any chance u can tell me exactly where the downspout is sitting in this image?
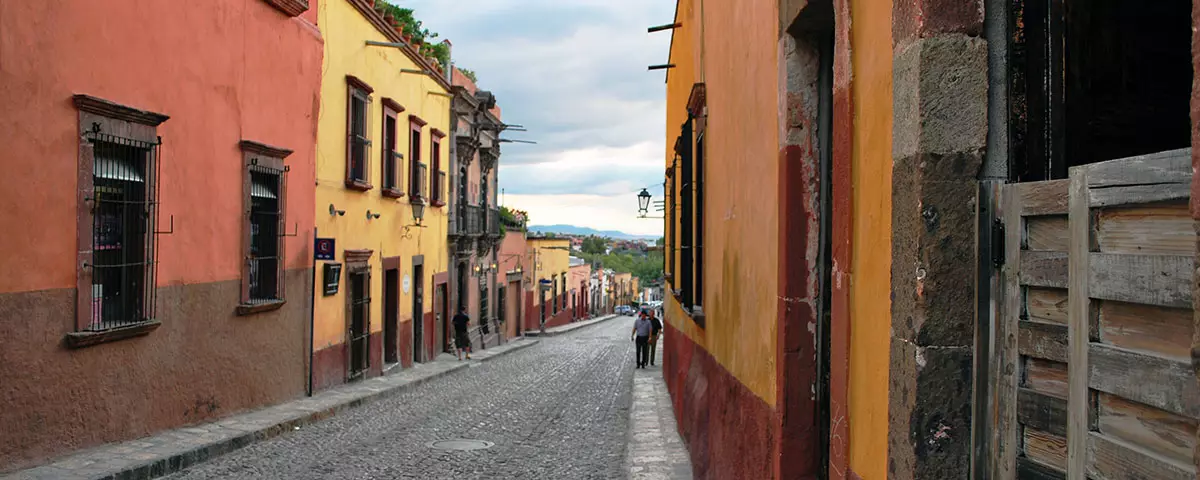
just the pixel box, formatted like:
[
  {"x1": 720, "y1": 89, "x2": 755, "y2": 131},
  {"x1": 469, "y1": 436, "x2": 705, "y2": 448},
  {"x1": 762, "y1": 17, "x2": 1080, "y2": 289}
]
[{"x1": 308, "y1": 226, "x2": 317, "y2": 396}]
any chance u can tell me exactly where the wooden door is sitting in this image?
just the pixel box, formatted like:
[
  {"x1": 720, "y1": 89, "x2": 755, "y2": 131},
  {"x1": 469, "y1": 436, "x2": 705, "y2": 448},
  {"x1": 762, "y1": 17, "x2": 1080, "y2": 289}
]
[{"x1": 993, "y1": 149, "x2": 1197, "y2": 479}]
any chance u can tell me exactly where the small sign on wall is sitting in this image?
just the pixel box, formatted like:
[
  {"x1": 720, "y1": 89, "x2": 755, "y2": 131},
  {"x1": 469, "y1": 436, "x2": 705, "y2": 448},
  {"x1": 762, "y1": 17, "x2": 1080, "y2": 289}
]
[
  {"x1": 314, "y1": 238, "x2": 335, "y2": 260},
  {"x1": 323, "y1": 263, "x2": 342, "y2": 296}
]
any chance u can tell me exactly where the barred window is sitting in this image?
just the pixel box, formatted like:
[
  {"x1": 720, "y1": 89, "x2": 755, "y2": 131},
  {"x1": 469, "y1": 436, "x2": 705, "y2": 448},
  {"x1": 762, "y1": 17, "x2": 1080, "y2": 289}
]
[
  {"x1": 70, "y1": 94, "x2": 169, "y2": 347},
  {"x1": 382, "y1": 98, "x2": 404, "y2": 197},
  {"x1": 345, "y1": 75, "x2": 373, "y2": 190},
  {"x1": 431, "y1": 129, "x2": 445, "y2": 206},
  {"x1": 409, "y1": 115, "x2": 427, "y2": 201},
  {"x1": 239, "y1": 141, "x2": 291, "y2": 314},
  {"x1": 88, "y1": 133, "x2": 160, "y2": 330}
]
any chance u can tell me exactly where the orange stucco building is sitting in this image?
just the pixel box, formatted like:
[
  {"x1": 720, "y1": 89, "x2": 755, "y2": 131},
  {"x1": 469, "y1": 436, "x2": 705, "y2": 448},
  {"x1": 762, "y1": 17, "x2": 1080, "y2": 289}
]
[
  {"x1": 0, "y1": 0, "x2": 322, "y2": 472},
  {"x1": 665, "y1": 0, "x2": 1200, "y2": 479}
]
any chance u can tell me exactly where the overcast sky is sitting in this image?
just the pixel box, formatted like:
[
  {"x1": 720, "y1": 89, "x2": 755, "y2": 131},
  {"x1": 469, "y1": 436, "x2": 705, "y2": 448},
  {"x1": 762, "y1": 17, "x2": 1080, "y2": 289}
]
[{"x1": 399, "y1": 0, "x2": 674, "y2": 236}]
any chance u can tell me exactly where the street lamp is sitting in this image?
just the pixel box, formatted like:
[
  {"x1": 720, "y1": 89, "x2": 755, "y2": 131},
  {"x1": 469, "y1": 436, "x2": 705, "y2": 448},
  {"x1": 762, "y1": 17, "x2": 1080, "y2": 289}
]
[{"x1": 637, "y1": 188, "x2": 651, "y2": 215}]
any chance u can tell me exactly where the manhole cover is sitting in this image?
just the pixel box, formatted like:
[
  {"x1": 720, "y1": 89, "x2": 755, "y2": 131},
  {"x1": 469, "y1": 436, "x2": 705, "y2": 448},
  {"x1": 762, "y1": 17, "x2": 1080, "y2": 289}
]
[{"x1": 426, "y1": 439, "x2": 495, "y2": 451}]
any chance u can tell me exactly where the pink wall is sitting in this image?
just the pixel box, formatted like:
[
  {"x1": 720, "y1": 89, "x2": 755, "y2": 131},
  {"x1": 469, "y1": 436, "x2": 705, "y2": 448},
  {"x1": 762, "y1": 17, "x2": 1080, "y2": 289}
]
[{"x1": 0, "y1": 0, "x2": 323, "y2": 294}]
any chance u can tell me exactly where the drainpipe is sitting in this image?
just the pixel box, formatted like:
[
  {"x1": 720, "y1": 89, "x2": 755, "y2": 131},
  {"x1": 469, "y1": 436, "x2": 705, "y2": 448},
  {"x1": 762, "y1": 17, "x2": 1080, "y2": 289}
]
[{"x1": 308, "y1": 226, "x2": 317, "y2": 396}]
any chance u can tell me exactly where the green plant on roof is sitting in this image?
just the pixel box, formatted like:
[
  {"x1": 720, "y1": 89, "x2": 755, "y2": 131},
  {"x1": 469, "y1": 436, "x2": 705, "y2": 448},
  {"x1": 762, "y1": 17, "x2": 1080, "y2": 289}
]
[
  {"x1": 375, "y1": 1, "x2": 449, "y2": 67},
  {"x1": 460, "y1": 69, "x2": 478, "y2": 84}
]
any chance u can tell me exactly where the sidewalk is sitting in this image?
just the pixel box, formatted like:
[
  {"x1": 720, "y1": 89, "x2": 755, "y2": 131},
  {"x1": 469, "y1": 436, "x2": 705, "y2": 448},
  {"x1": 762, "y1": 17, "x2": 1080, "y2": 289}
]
[
  {"x1": 626, "y1": 337, "x2": 693, "y2": 480},
  {"x1": 3, "y1": 338, "x2": 539, "y2": 480},
  {"x1": 524, "y1": 313, "x2": 622, "y2": 337}
]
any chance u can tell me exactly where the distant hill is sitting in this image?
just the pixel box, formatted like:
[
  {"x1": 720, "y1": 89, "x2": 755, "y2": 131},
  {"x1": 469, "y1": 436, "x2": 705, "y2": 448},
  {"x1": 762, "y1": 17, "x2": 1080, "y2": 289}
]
[{"x1": 527, "y1": 224, "x2": 659, "y2": 240}]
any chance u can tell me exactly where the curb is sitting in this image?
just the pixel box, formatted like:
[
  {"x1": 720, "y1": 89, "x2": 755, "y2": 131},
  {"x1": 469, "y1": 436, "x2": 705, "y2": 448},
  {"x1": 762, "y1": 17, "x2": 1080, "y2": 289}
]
[
  {"x1": 525, "y1": 314, "x2": 621, "y2": 337},
  {"x1": 6, "y1": 339, "x2": 540, "y2": 480}
]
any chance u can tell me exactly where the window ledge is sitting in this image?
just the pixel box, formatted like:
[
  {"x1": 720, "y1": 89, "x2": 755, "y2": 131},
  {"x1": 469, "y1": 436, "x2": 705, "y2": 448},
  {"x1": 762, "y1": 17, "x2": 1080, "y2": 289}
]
[
  {"x1": 345, "y1": 180, "x2": 374, "y2": 192},
  {"x1": 237, "y1": 299, "x2": 286, "y2": 316},
  {"x1": 382, "y1": 188, "x2": 405, "y2": 199},
  {"x1": 64, "y1": 320, "x2": 162, "y2": 349},
  {"x1": 262, "y1": 0, "x2": 309, "y2": 16},
  {"x1": 431, "y1": 199, "x2": 446, "y2": 207}
]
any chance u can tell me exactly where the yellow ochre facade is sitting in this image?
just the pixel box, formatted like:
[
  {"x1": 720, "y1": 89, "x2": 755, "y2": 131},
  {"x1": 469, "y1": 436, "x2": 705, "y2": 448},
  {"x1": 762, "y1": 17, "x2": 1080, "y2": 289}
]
[{"x1": 311, "y1": 0, "x2": 451, "y2": 390}]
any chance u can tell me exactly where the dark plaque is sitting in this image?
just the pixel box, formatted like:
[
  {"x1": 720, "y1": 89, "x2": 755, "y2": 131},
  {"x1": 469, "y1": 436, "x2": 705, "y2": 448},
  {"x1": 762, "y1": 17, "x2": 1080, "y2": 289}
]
[{"x1": 323, "y1": 263, "x2": 342, "y2": 296}]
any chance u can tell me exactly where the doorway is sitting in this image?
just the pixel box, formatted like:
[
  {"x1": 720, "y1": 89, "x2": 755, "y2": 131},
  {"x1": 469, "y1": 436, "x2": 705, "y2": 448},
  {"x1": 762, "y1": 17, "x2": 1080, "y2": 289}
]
[
  {"x1": 347, "y1": 270, "x2": 370, "y2": 381},
  {"x1": 436, "y1": 282, "x2": 448, "y2": 354},
  {"x1": 384, "y1": 267, "x2": 399, "y2": 365},
  {"x1": 412, "y1": 260, "x2": 425, "y2": 363}
]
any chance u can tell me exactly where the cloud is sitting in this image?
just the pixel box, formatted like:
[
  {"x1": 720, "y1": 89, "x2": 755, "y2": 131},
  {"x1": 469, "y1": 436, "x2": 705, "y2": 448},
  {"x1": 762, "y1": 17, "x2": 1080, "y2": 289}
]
[{"x1": 395, "y1": 0, "x2": 673, "y2": 236}]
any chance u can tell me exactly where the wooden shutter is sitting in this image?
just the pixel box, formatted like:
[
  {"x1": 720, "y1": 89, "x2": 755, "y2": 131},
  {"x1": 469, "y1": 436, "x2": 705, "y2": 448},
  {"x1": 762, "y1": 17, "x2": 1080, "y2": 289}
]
[{"x1": 994, "y1": 149, "x2": 1197, "y2": 480}]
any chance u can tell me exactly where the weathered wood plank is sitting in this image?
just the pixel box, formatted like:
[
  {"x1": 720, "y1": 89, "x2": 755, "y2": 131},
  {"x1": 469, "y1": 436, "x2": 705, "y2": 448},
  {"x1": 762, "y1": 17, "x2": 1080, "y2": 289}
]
[
  {"x1": 1016, "y1": 457, "x2": 1066, "y2": 480},
  {"x1": 1087, "y1": 432, "x2": 1195, "y2": 480},
  {"x1": 1018, "y1": 388, "x2": 1067, "y2": 437},
  {"x1": 1019, "y1": 320, "x2": 1068, "y2": 363},
  {"x1": 1027, "y1": 288, "x2": 1068, "y2": 324},
  {"x1": 1017, "y1": 180, "x2": 1071, "y2": 216},
  {"x1": 1025, "y1": 428, "x2": 1068, "y2": 470},
  {"x1": 1026, "y1": 216, "x2": 1070, "y2": 252},
  {"x1": 1088, "y1": 253, "x2": 1192, "y2": 309},
  {"x1": 1026, "y1": 358, "x2": 1070, "y2": 398},
  {"x1": 1095, "y1": 204, "x2": 1193, "y2": 256},
  {"x1": 995, "y1": 186, "x2": 1023, "y2": 480},
  {"x1": 1066, "y1": 167, "x2": 1089, "y2": 480},
  {"x1": 1088, "y1": 343, "x2": 1200, "y2": 419},
  {"x1": 1097, "y1": 392, "x2": 1197, "y2": 463},
  {"x1": 1099, "y1": 301, "x2": 1192, "y2": 361},
  {"x1": 1021, "y1": 251, "x2": 1068, "y2": 289},
  {"x1": 1090, "y1": 184, "x2": 1192, "y2": 209},
  {"x1": 1083, "y1": 148, "x2": 1191, "y2": 187}
]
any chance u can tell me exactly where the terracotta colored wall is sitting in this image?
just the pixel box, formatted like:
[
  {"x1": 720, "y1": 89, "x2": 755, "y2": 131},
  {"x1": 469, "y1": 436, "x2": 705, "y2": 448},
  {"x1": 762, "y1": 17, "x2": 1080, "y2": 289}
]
[
  {"x1": 846, "y1": 0, "x2": 894, "y2": 477},
  {"x1": 664, "y1": 0, "x2": 781, "y2": 409},
  {"x1": 311, "y1": 0, "x2": 451, "y2": 372},
  {"x1": 0, "y1": 0, "x2": 321, "y2": 471},
  {"x1": 0, "y1": 0, "x2": 320, "y2": 294}
]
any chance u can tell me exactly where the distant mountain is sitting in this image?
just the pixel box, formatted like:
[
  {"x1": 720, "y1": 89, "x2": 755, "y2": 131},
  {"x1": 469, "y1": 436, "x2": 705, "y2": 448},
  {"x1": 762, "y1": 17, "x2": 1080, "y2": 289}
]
[{"x1": 527, "y1": 224, "x2": 659, "y2": 240}]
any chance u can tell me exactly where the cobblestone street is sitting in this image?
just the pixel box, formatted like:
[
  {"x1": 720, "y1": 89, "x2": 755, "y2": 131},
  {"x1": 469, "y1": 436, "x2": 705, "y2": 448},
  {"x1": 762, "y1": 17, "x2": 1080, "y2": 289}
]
[{"x1": 162, "y1": 317, "x2": 667, "y2": 480}]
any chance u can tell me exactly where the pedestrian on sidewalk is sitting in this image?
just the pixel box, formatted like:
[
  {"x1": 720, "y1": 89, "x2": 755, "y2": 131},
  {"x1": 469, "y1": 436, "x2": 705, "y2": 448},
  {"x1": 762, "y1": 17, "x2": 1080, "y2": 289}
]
[
  {"x1": 648, "y1": 311, "x2": 663, "y2": 366},
  {"x1": 632, "y1": 312, "x2": 652, "y2": 368},
  {"x1": 453, "y1": 308, "x2": 472, "y2": 360}
]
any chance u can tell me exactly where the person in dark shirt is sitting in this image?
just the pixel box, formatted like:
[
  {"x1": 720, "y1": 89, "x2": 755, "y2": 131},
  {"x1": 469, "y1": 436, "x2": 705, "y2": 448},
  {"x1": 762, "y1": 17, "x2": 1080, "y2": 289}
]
[{"x1": 453, "y1": 308, "x2": 471, "y2": 360}]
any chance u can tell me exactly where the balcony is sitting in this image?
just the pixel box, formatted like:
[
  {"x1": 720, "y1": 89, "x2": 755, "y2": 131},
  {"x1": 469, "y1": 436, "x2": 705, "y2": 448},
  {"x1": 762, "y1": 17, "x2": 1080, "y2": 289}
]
[{"x1": 487, "y1": 208, "x2": 501, "y2": 237}]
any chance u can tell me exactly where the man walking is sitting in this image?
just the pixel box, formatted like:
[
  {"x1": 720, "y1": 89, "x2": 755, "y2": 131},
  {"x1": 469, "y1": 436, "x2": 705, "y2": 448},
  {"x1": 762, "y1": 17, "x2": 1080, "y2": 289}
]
[
  {"x1": 453, "y1": 308, "x2": 471, "y2": 360},
  {"x1": 648, "y1": 311, "x2": 663, "y2": 366},
  {"x1": 632, "y1": 312, "x2": 652, "y2": 368}
]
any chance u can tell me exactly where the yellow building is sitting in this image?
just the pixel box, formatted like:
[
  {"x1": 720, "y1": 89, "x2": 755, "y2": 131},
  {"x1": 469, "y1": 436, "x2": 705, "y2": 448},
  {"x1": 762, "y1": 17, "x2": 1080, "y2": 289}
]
[
  {"x1": 526, "y1": 237, "x2": 571, "y2": 329},
  {"x1": 311, "y1": 0, "x2": 451, "y2": 390}
]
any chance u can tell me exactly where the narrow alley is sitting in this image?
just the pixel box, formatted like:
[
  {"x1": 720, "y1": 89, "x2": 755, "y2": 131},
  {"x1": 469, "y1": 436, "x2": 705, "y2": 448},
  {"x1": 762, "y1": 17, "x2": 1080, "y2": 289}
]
[{"x1": 150, "y1": 318, "x2": 687, "y2": 480}]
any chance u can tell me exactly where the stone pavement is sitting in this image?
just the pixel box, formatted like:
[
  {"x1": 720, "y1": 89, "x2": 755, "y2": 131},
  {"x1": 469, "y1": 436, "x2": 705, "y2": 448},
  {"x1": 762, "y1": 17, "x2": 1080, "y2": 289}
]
[
  {"x1": 524, "y1": 313, "x2": 621, "y2": 337},
  {"x1": 626, "y1": 336, "x2": 693, "y2": 480},
  {"x1": 2, "y1": 338, "x2": 538, "y2": 480}
]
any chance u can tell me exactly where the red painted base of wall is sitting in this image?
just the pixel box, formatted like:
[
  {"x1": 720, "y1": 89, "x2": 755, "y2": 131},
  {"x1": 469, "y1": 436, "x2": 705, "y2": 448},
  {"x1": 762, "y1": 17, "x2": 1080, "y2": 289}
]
[
  {"x1": 663, "y1": 322, "x2": 776, "y2": 480},
  {"x1": 399, "y1": 321, "x2": 414, "y2": 368},
  {"x1": 422, "y1": 312, "x2": 437, "y2": 362},
  {"x1": 312, "y1": 332, "x2": 385, "y2": 392},
  {"x1": 543, "y1": 308, "x2": 574, "y2": 329},
  {"x1": 311, "y1": 342, "x2": 346, "y2": 392}
]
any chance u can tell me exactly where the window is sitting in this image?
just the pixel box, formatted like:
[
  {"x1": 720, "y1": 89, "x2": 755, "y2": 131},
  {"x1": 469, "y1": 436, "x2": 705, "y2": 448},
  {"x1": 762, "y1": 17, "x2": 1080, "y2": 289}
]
[
  {"x1": 409, "y1": 116, "x2": 428, "y2": 201},
  {"x1": 239, "y1": 141, "x2": 291, "y2": 314},
  {"x1": 381, "y1": 98, "x2": 405, "y2": 197},
  {"x1": 431, "y1": 129, "x2": 446, "y2": 206},
  {"x1": 553, "y1": 276, "x2": 558, "y2": 312},
  {"x1": 678, "y1": 116, "x2": 694, "y2": 310},
  {"x1": 666, "y1": 167, "x2": 675, "y2": 283},
  {"x1": 479, "y1": 276, "x2": 489, "y2": 323},
  {"x1": 345, "y1": 75, "x2": 373, "y2": 190},
  {"x1": 69, "y1": 94, "x2": 168, "y2": 347}
]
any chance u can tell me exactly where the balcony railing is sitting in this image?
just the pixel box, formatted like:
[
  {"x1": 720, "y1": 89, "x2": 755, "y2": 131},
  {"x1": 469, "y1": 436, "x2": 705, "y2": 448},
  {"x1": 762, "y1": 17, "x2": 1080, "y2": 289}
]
[
  {"x1": 487, "y1": 208, "x2": 501, "y2": 236},
  {"x1": 410, "y1": 161, "x2": 427, "y2": 201},
  {"x1": 460, "y1": 205, "x2": 484, "y2": 236},
  {"x1": 432, "y1": 170, "x2": 446, "y2": 206}
]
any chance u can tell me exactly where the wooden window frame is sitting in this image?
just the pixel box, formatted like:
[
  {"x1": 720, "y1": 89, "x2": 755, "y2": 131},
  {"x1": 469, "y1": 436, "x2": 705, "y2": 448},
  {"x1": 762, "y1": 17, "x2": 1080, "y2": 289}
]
[
  {"x1": 430, "y1": 129, "x2": 446, "y2": 206},
  {"x1": 408, "y1": 115, "x2": 428, "y2": 203},
  {"x1": 237, "y1": 140, "x2": 291, "y2": 316},
  {"x1": 345, "y1": 75, "x2": 374, "y2": 191},
  {"x1": 678, "y1": 116, "x2": 695, "y2": 313},
  {"x1": 67, "y1": 94, "x2": 169, "y2": 348},
  {"x1": 690, "y1": 86, "x2": 707, "y2": 319},
  {"x1": 381, "y1": 98, "x2": 405, "y2": 198}
]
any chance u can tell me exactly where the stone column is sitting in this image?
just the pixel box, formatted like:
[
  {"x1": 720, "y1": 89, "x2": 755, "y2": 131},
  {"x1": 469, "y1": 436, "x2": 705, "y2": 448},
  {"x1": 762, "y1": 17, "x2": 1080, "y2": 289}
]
[{"x1": 888, "y1": 1, "x2": 988, "y2": 478}]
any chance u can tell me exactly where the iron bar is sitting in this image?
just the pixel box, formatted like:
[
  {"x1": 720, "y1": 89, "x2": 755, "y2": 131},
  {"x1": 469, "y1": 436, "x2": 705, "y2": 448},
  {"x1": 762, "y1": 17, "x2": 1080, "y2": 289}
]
[{"x1": 648, "y1": 22, "x2": 682, "y2": 33}]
